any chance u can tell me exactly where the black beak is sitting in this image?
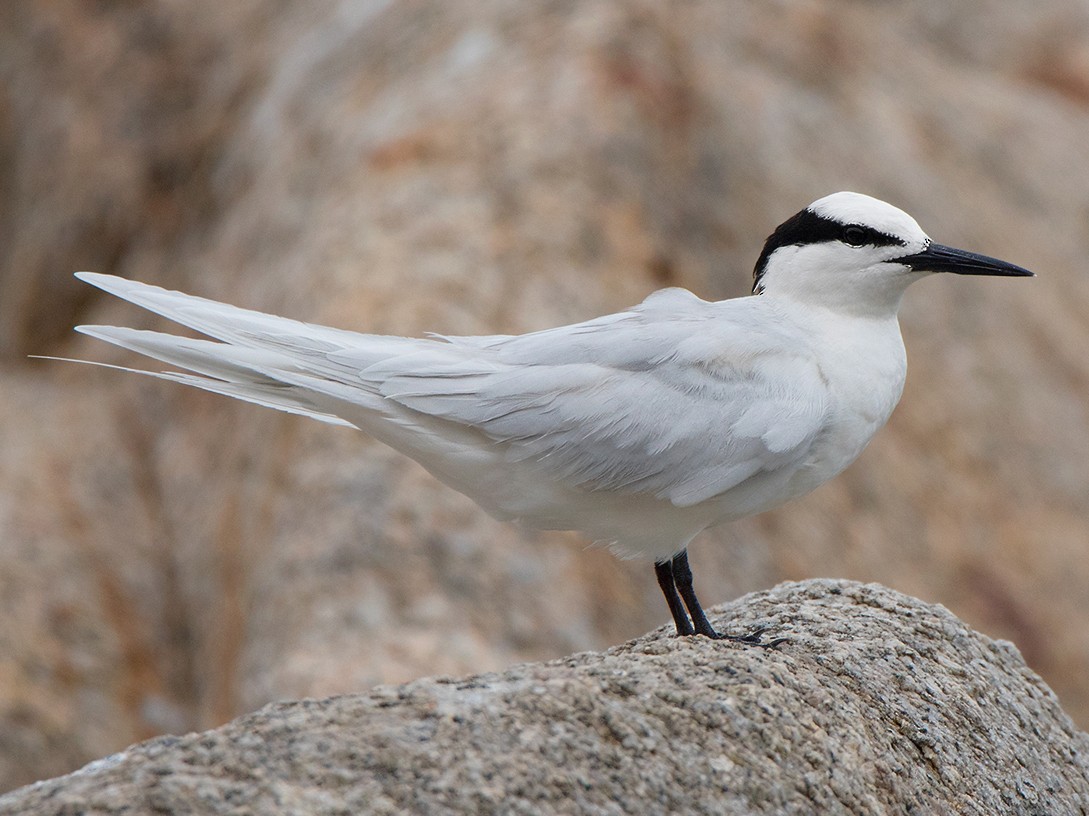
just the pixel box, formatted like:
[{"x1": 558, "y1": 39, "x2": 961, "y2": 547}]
[{"x1": 896, "y1": 243, "x2": 1034, "y2": 277}]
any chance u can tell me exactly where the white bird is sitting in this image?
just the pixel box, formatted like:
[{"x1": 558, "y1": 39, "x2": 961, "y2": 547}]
[{"x1": 69, "y1": 192, "x2": 1032, "y2": 640}]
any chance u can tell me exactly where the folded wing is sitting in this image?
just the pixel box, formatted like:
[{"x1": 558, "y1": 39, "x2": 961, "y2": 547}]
[
  {"x1": 75, "y1": 276, "x2": 830, "y2": 509},
  {"x1": 368, "y1": 293, "x2": 829, "y2": 506}
]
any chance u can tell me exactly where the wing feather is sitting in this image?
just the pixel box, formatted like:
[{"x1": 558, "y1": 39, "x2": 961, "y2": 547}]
[
  {"x1": 367, "y1": 294, "x2": 830, "y2": 507},
  {"x1": 75, "y1": 276, "x2": 830, "y2": 511}
]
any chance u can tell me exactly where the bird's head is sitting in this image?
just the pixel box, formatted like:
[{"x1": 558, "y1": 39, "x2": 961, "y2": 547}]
[{"x1": 752, "y1": 192, "x2": 1033, "y2": 317}]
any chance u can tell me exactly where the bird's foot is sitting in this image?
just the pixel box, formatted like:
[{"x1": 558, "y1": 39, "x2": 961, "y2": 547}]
[{"x1": 703, "y1": 624, "x2": 786, "y2": 648}]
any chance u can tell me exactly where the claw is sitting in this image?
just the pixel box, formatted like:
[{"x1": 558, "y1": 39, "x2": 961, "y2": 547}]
[{"x1": 708, "y1": 625, "x2": 786, "y2": 649}]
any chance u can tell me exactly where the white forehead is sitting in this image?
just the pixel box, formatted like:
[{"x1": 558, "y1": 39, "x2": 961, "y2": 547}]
[{"x1": 809, "y1": 191, "x2": 928, "y2": 241}]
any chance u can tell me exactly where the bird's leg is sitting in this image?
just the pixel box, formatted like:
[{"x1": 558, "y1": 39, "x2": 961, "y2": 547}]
[
  {"x1": 670, "y1": 550, "x2": 721, "y2": 638},
  {"x1": 671, "y1": 550, "x2": 785, "y2": 647},
  {"x1": 654, "y1": 559, "x2": 694, "y2": 636}
]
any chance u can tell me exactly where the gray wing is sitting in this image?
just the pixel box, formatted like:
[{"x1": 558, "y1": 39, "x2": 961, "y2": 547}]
[
  {"x1": 356, "y1": 289, "x2": 831, "y2": 507},
  {"x1": 74, "y1": 276, "x2": 830, "y2": 509}
]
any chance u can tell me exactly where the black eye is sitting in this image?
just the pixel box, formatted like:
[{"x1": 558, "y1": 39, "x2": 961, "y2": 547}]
[{"x1": 843, "y1": 226, "x2": 867, "y2": 247}]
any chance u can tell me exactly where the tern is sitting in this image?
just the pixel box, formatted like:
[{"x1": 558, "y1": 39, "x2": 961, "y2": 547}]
[{"x1": 68, "y1": 192, "x2": 1032, "y2": 640}]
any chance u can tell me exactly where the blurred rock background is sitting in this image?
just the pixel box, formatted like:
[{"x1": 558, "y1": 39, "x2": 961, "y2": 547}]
[{"x1": 2, "y1": 0, "x2": 1088, "y2": 793}]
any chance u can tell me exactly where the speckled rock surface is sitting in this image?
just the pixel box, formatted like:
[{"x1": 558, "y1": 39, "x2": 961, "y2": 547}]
[{"x1": 3, "y1": 580, "x2": 1086, "y2": 815}]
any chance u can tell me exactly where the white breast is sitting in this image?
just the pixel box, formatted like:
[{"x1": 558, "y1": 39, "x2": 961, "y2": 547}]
[{"x1": 790, "y1": 310, "x2": 907, "y2": 495}]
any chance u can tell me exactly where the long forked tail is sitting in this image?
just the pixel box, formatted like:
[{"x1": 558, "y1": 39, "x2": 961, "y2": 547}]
[{"x1": 70, "y1": 272, "x2": 419, "y2": 428}]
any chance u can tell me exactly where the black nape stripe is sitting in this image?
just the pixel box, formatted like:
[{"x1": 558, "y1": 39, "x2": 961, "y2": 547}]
[{"x1": 752, "y1": 208, "x2": 906, "y2": 294}]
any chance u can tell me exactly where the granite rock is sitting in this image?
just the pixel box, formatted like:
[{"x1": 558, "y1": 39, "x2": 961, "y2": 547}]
[{"x1": 2, "y1": 581, "x2": 1087, "y2": 815}]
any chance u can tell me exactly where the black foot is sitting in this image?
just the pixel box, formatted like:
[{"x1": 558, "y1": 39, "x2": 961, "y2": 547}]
[
  {"x1": 654, "y1": 550, "x2": 786, "y2": 647},
  {"x1": 709, "y1": 625, "x2": 787, "y2": 649}
]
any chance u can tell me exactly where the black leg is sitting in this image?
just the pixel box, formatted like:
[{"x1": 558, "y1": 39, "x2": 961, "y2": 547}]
[
  {"x1": 671, "y1": 550, "x2": 786, "y2": 647},
  {"x1": 654, "y1": 559, "x2": 694, "y2": 636},
  {"x1": 671, "y1": 550, "x2": 720, "y2": 638}
]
